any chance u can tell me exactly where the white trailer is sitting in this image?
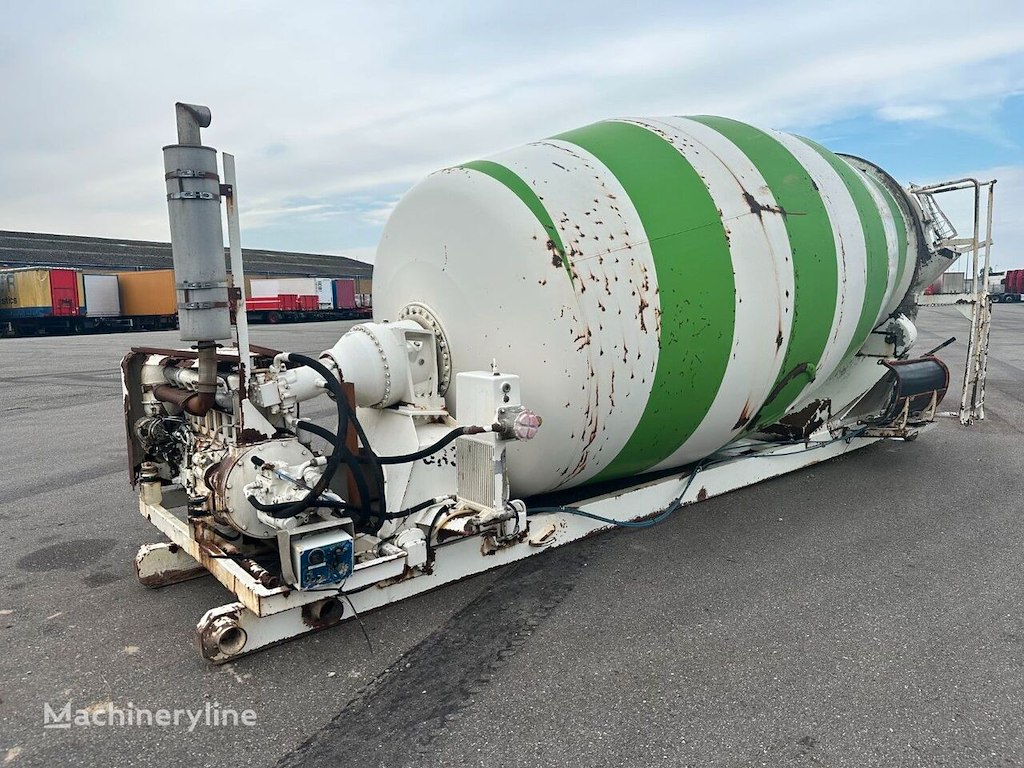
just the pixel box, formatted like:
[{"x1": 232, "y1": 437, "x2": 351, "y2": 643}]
[
  {"x1": 248, "y1": 278, "x2": 279, "y2": 298},
  {"x1": 276, "y1": 277, "x2": 317, "y2": 296},
  {"x1": 83, "y1": 274, "x2": 121, "y2": 318},
  {"x1": 250, "y1": 278, "x2": 316, "y2": 297},
  {"x1": 314, "y1": 278, "x2": 334, "y2": 309}
]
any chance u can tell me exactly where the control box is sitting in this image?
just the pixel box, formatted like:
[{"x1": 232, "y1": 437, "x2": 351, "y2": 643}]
[
  {"x1": 289, "y1": 529, "x2": 354, "y2": 590},
  {"x1": 455, "y1": 370, "x2": 522, "y2": 426}
]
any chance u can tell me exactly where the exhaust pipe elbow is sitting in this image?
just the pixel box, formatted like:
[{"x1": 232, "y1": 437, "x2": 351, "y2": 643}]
[
  {"x1": 152, "y1": 342, "x2": 220, "y2": 417},
  {"x1": 174, "y1": 102, "x2": 212, "y2": 146}
]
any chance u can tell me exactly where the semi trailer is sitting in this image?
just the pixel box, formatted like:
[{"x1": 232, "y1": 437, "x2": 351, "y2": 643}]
[
  {"x1": 124, "y1": 103, "x2": 987, "y2": 661},
  {"x1": 0, "y1": 267, "x2": 85, "y2": 334},
  {"x1": 1, "y1": 266, "x2": 371, "y2": 334},
  {"x1": 993, "y1": 269, "x2": 1024, "y2": 302}
]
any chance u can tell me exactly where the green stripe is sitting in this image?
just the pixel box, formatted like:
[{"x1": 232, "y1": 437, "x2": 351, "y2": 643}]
[
  {"x1": 690, "y1": 116, "x2": 838, "y2": 427},
  {"x1": 865, "y1": 175, "x2": 909, "y2": 300},
  {"x1": 553, "y1": 120, "x2": 735, "y2": 478},
  {"x1": 797, "y1": 138, "x2": 891, "y2": 359},
  {"x1": 460, "y1": 160, "x2": 573, "y2": 280}
]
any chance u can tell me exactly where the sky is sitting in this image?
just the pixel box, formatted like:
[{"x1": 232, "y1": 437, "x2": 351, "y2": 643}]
[{"x1": 1, "y1": 0, "x2": 1022, "y2": 269}]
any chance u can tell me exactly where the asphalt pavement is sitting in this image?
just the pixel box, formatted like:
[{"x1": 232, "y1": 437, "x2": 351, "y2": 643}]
[{"x1": 1, "y1": 306, "x2": 1022, "y2": 767}]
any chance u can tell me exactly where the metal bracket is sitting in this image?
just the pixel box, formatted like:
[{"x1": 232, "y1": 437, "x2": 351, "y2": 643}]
[
  {"x1": 179, "y1": 301, "x2": 230, "y2": 311},
  {"x1": 177, "y1": 280, "x2": 229, "y2": 290},
  {"x1": 167, "y1": 191, "x2": 220, "y2": 201},
  {"x1": 165, "y1": 169, "x2": 220, "y2": 181},
  {"x1": 399, "y1": 302, "x2": 453, "y2": 396}
]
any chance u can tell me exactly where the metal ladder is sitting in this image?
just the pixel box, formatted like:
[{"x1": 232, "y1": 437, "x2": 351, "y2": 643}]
[{"x1": 909, "y1": 179, "x2": 996, "y2": 425}]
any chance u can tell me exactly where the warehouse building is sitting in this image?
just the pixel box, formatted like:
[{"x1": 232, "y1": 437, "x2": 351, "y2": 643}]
[
  {"x1": 0, "y1": 230, "x2": 374, "y2": 335},
  {"x1": 0, "y1": 230, "x2": 373, "y2": 278}
]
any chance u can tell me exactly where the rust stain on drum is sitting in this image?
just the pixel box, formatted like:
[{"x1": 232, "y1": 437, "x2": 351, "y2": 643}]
[{"x1": 732, "y1": 402, "x2": 753, "y2": 430}]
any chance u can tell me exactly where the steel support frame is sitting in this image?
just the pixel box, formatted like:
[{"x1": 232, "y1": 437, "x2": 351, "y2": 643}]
[{"x1": 136, "y1": 431, "x2": 885, "y2": 663}]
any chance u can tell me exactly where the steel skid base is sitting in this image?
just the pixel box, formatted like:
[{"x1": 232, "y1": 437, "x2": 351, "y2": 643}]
[{"x1": 135, "y1": 431, "x2": 889, "y2": 663}]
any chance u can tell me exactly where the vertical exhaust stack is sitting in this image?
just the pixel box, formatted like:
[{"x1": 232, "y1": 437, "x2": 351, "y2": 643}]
[
  {"x1": 163, "y1": 102, "x2": 230, "y2": 414},
  {"x1": 163, "y1": 102, "x2": 231, "y2": 343}
]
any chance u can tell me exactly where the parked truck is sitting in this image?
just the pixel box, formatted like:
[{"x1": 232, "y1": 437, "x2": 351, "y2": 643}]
[
  {"x1": 1, "y1": 265, "x2": 371, "y2": 335},
  {"x1": 993, "y1": 269, "x2": 1024, "y2": 303},
  {"x1": 246, "y1": 276, "x2": 370, "y2": 322},
  {"x1": 0, "y1": 267, "x2": 85, "y2": 335}
]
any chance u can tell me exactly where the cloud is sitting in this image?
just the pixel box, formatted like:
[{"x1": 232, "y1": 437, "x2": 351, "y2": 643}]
[
  {"x1": 358, "y1": 200, "x2": 399, "y2": 228},
  {"x1": 876, "y1": 105, "x2": 949, "y2": 122},
  {"x1": 918, "y1": 164, "x2": 1024, "y2": 274},
  {"x1": 243, "y1": 203, "x2": 332, "y2": 226},
  {"x1": 0, "y1": 0, "x2": 1021, "y2": 263}
]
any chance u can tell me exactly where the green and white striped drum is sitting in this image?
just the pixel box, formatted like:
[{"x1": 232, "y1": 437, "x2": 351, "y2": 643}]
[{"x1": 373, "y1": 116, "x2": 918, "y2": 495}]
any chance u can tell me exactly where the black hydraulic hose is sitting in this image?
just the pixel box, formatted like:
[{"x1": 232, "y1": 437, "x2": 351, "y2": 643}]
[
  {"x1": 342, "y1": 393, "x2": 386, "y2": 507},
  {"x1": 390, "y1": 497, "x2": 448, "y2": 520},
  {"x1": 247, "y1": 494, "x2": 361, "y2": 518},
  {"x1": 247, "y1": 491, "x2": 444, "y2": 521},
  {"x1": 334, "y1": 383, "x2": 387, "y2": 530},
  {"x1": 373, "y1": 425, "x2": 489, "y2": 464},
  {"x1": 264, "y1": 355, "x2": 464, "y2": 531},
  {"x1": 287, "y1": 353, "x2": 387, "y2": 532},
  {"x1": 295, "y1": 418, "x2": 336, "y2": 444},
  {"x1": 295, "y1": 418, "x2": 375, "y2": 525},
  {"x1": 295, "y1": 420, "x2": 493, "y2": 537},
  {"x1": 302, "y1": 421, "x2": 492, "y2": 466},
  {"x1": 424, "y1": 502, "x2": 456, "y2": 566},
  {"x1": 258, "y1": 354, "x2": 350, "y2": 521}
]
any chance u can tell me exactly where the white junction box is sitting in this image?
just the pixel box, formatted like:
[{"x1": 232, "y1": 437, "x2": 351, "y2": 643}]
[{"x1": 455, "y1": 371, "x2": 522, "y2": 426}]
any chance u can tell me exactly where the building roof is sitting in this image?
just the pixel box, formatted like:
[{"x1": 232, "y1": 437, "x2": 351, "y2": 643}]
[{"x1": 0, "y1": 230, "x2": 373, "y2": 278}]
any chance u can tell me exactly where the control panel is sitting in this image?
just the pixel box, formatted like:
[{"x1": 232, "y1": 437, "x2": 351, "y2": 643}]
[{"x1": 289, "y1": 529, "x2": 354, "y2": 590}]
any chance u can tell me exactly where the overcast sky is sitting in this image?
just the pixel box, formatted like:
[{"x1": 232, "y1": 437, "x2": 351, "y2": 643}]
[{"x1": 2, "y1": 1, "x2": 1022, "y2": 268}]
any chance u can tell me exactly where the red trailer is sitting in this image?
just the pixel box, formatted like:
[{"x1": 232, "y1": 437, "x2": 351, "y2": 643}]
[
  {"x1": 246, "y1": 279, "x2": 369, "y2": 323},
  {"x1": 993, "y1": 269, "x2": 1023, "y2": 303},
  {"x1": 0, "y1": 267, "x2": 86, "y2": 335},
  {"x1": 332, "y1": 278, "x2": 356, "y2": 310},
  {"x1": 331, "y1": 278, "x2": 369, "y2": 318},
  {"x1": 248, "y1": 294, "x2": 292, "y2": 323}
]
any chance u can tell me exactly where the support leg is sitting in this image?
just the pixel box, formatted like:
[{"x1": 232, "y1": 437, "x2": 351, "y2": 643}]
[{"x1": 135, "y1": 542, "x2": 208, "y2": 588}]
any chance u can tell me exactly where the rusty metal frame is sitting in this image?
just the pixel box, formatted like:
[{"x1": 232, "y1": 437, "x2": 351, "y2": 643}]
[
  {"x1": 136, "y1": 493, "x2": 407, "y2": 618},
  {"x1": 862, "y1": 392, "x2": 938, "y2": 438},
  {"x1": 137, "y1": 429, "x2": 886, "y2": 663}
]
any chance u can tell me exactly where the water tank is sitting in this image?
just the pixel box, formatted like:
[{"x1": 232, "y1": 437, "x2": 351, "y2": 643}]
[{"x1": 373, "y1": 116, "x2": 920, "y2": 495}]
